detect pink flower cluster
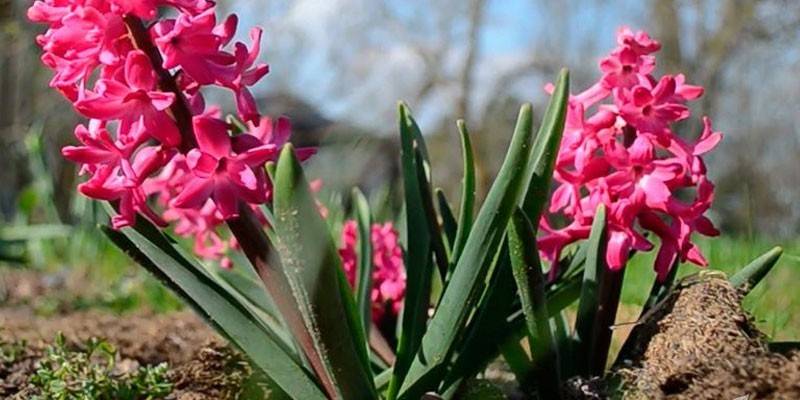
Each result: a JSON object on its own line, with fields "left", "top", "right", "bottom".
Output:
{"left": 339, "top": 221, "right": 406, "bottom": 324}
{"left": 29, "top": 0, "right": 313, "bottom": 266}
{"left": 539, "top": 27, "right": 722, "bottom": 281}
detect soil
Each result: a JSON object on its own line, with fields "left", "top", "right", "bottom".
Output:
{"left": 0, "top": 269, "right": 254, "bottom": 399}
{"left": 614, "top": 272, "right": 800, "bottom": 399}
{"left": 3, "top": 269, "right": 799, "bottom": 399}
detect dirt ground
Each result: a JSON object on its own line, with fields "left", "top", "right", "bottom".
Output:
{"left": 3, "top": 269, "right": 799, "bottom": 399}
{"left": 0, "top": 270, "right": 256, "bottom": 399}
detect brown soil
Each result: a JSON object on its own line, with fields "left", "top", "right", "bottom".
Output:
{"left": 0, "top": 270, "right": 255, "bottom": 399}
{"left": 615, "top": 273, "right": 800, "bottom": 400}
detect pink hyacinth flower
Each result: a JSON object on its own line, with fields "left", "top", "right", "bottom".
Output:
{"left": 170, "top": 116, "right": 276, "bottom": 219}
{"left": 75, "top": 50, "right": 181, "bottom": 147}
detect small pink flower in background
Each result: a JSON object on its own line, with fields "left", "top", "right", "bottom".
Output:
{"left": 540, "top": 26, "right": 722, "bottom": 281}
{"left": 339, "top": 220, "right": 406, "bottom": 323}
{"left": 30, "top": 0, "right": 312, "bottom": 266}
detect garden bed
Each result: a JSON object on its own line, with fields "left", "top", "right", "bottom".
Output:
{"left": 2, "top": 270, "right": 798, "bottom": 399}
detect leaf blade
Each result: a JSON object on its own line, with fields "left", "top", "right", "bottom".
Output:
{"left": 353, "top": 187, "right": 375, "bottom": 337}
{"left": 508, "top": 208, "right": 560, "bottom": 397}
{"left": 101, "top": 214, "right": 325, "bottom": 399}
{"left": 399, "top": 103, "right": 536, "bottom": 398}
{"left": 452, "top": 120, "right": 476, "bottom": 263}
{"left": 273, "top": 145, "right": 376, "bottom": 399}
{"left": 730, "top": 246, "right": 783, "bottom": 292}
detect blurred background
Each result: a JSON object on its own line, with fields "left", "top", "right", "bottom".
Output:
{"left": 1, "top": 0, "right": 799, "bottom": 337}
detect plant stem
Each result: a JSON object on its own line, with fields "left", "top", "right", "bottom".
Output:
{"left": 589, "top": 265, "right": 625, "bottom": 376}
{"left": 123, "top": 15, "right": 197, "bottom": 152}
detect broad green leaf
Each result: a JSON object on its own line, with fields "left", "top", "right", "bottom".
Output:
{"left": 213, "top": 266, "right": 297, "bottom": 354}
{"left": 452, "top": 120, "right": 475, "bottom": 263}
{"left": 272, "top": 145, "right": 376, "bottom": 399}
{"left": 521, "top": 69, "right": 569, "bottom": 222}
{"left": 508, "top": 208, "right": 560, "bottom": 397}
{"left": 388, "top": 103, "right": 435, "bottom": 400}
{"left": 730, "top": 246, "right": 783, "bottom": 292}
{"left": 101, "top": 213, "right": 324, "bottom": 399}
{"left": 573, "top": 204, "right": 606, "bottom": 376}
{"left": 399, "top": 104, "right": 536, "bottom": 399}
{"left": 352, "top": 187, "right": 375, "bottom": 336}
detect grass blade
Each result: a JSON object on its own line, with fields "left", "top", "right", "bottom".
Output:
{"left": 730, "top": 246, "right": 783, "bottom": 293}
{"left": 273, "top": 145, "right": 376, "bottom": 399}
{"left": 399, "top": 104, "right": 536, "bottom": 399}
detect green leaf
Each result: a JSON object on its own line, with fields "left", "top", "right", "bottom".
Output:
{"left": 416, "top": 149, "right": 450, "bottom": 280}
{"left": 614, "top": 261, "right": 677, "bottom": 368}
{"left": 521, "top": 69, "right": 569, "bottom": 222}
{"left": 435, "top": 189, "right": 457, "bottom": 255}
{"left": 440, "top": 268, "right": 582, "bottom": 396}
{"left": 551, "top": 310, "right": 573, "bottom": 380}
{"left": 388, "top": 103, "right": 435, "bottom": 400}
{"left": 642, "top": 260, "right": 678, "bottom": 314}
{"left": 452, "top": 120, "right": 476, "bottom": 263}
{"left": 213, "top": 266, "right": 296, "bottom": 353}
{"left": 272, "top": 145, "right": 376, "bottom": 399}
{"left": 101, "top": 211, "right": 324, "bottom": 399}
{"left": 573, "top": 204, "right": 606, "bottom": 376}
{"left": 499, "top": 339, "right": 532, "bottom": 388}
{"left": 730, "top": 246, "right": 783, "bottom": 293}
{"left": 507, "top": 208, "right": 560, "bottom": 397}
{"left": 546, "top": 272, "right": 583, "bottom": 314}
{"left": 441, "top": 247, "right": 518, "bottom": 391}
{"left": 399, "top": 103, "right": 536, "bottom": 399}
{"left": 352, "top": 187, "right": 375, "bottom": 337}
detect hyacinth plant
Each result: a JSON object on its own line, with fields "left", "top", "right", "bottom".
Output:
{"left": 28, "top": 1, "right": 786, "bottom": 398}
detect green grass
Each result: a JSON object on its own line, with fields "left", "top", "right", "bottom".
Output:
{"left": 0, "top": 225, "right": 184, "bottom": 316}
{"left": 4, "top": 221, "right": 798, "bottom": 341}
{"left": 620, "top": 236, "right": 800, "bottom": 340}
